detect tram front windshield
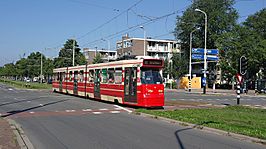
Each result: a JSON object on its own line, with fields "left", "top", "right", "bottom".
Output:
{"left": 141, "top": 68, "right": 163, "bottom": 84}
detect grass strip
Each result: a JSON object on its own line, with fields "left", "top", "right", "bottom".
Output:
{"left": 136, "top": 106, "right": 266, "bottom": 139}
{"left": 0, "top": 78, "right": 52, "bottom": 89}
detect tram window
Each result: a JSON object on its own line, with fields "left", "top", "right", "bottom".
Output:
{"left": 62, "top": 72, "right": 66, "bottom": 81}
{"left": 102, "top": 69, "right": 107, "bottom": 83}
{"left": 57, "top": 72, "right": 60, "bottom": 81}
{"left": 114, "top": 68, "right": 122, "bottom": 84}
{"left": 69, "top": 71, "right": 73, "bottom": 81}
{"left": 89, "top": 70, "right": 94, "bottom": 82}
{"left": 141, "top": 68, "right": 163, "bottom": 84}
{"left": 79, "top": 70, "right": 84, "bottom": 82}
{"left": 74, "top": 71, "right": 78, "bottom": 81}
{"left": 108, "top": 68, "right": 115, "bottom": 83}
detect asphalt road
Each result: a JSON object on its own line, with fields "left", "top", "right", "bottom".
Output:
{"left": 165, "top": 89, "right": 266, "bottom": 107}
{"left": 0, "top": 83, "right": 265, "bottom": 149}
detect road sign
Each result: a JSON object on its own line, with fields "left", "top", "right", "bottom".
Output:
{"left": 207, "top": 55, "right": 219, "bottom": 61}
{"left": 202, "top": 77, "right": 206, "bottom": 86}
{"left": 207, "top": 49, "right": 219, "bottom": 55}
{"left": 192, "top": 48, "right": 204, "bottom": 54}
{"left": 192, "top": 54, "right": 204, "bottom": 60}
{"left": 236, "top": 73, "right": 243, "bottom": 84}
{"left": 192, "top": 54, "right": 219, "bottom": 61}
{"left": 192, "top": 48, "right": 219, "bottom": 55}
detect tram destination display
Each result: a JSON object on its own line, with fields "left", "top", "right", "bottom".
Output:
{"left": 143, "top": 59, "right": 163, "bottom": 66}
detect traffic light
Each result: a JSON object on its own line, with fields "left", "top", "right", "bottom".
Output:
{"left": 240, "top": 56, "right": 248, "bottom": 75}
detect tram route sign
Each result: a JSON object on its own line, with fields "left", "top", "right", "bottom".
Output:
{"left": 143, "top": 59, "right": 163, "bottom": 66}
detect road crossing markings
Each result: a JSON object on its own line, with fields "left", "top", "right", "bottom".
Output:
{"left": 93, "top": 112, "right": 102, "bottom": 114}
{"left": 82, "top": 109, "right": 92, "bottom": 112}
{"left": 110, "top": 111, "right": 120, "bottom": 114}
{"left": 114, "top": 105, "right": 132, "bottom": 113}
{"left": 29, "top": 112, "right": 35, "bottom": 114}
{"left": 99, "top": 108, "right": 108, "bottom": 111}
{"left": 66, "top": 110, "right": 76, "bottom": 112}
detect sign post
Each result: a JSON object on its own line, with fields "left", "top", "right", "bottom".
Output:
{"left": 236, "top": 73, "right": 242, "bottom": 105}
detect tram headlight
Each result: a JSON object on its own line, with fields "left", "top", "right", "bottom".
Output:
{"left": 147, "top": 90, "right": 153, "bottom": 93}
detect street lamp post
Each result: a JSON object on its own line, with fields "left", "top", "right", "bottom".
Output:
{"left": 140, "top": 26, "right": 146, "bottom": 56}
{"left": 101, "top": 38, "right": 111, "bottom": 61}
{"left": 189, "top": 27, "right": 200, "bottom": 92}
{"left": 195, "top": 8, "right": 207, "bottom": 94}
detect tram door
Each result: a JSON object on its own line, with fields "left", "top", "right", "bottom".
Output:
{"left": 94, "top": 69, "right": 101, "bottom": 99}
{"left": 73, "top": 71, "right": 78, "bottom": 95}
{"left": 124, "top": 67, "right": 137, "bottom": 103}
{"left": 59, "top": 72, "right": 63, "bottom": 92}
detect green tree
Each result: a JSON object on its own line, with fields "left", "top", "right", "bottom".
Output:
{"left": 15, "top": 58, "right": 29, "bottom": 79}
{"left": 43, "top": 58, "right": 54, "bottom": 77}
{"left": 216, "top": 9, "right": 266, "bottom": 80}
{"left": 1, "top": 63, "right": 17, "bottom": 78}
{"left": 171, "top": 53, "right": 187, "bottom": 79}
{"left": 93, "top": 53, "right": 104, "bottom": 64}
{"left": 54, "top": 39, "right": 87, "bottom": 68}
{"left": 174, "top": 0, "right": 238, "bottom": 77}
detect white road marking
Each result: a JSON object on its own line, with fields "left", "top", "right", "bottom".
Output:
{"left": 0, "top": 113, "right": 2, "bottom": 116}
{"left": 66, "top": 110, "right": 76, "bottom": 112}
{"left": 29, "top": 112, "right": 35, "bottom": 114}
{"left": 254, "top": 105, "right": 261, "bottom": 107}
{"left": 114, "top": 108, "right": 121, "bottom": 110}
{"left": 82, "top": 109, "right": 92, "bottom": 112}
{"left": 114, "top": 105, "right": 132, "bottom": 113}
{"left": 93, "top": 112, "right": 102, "bottom": 114}
{"left": 110, "top": 111, "right": 120, "bottom": 114}
{"left": 99, "top": 108, "right": 108, "bottom": 111}
{"left": 27, "top": 101, "right": 31, "bottom": 103}
{"left": 39, "top": 104, "right": 44, "bottom": 106}
{"left": 8, "top": 88, "right": 13, "bottom": 91}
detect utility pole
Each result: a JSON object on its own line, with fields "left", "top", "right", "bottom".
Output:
{"left": 72, "top": 39, "right": 75, "bottom": 66}
{"left": 41, "top": 53, "right": 43, "bottom": 83}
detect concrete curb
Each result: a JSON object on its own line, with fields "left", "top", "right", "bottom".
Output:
{"left": 7, "top": 119, "right": 34, "bottom": 149}
{"left": 133, "top": 112, "right": 266, "bottom": 146}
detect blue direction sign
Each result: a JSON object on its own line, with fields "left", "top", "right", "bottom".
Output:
{"left": 207, "top": 49, "right": 219, "bottom": 55}
{"left": 192, "top": 48, "right": 204, "bottom": 54}
{"left": 192, "top": 48, "right": 219, "bottom": 55}
{"left": 207, "top": 55, "right": 219, "bottom": 61}
{"left": 192, "top": 54, "right": 219, "bottom": 61}
{"left": 192, "top": 54, "right": 204, "bottom": 60}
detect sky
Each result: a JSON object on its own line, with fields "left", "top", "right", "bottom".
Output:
{"left": 0, "top": 0, "right": 265, "bottom": 66}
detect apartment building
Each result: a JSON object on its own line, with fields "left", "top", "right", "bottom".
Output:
{"left": 116, "top": 34, "right": 181, "bottom": 60}
{"left": 83, "top": 48, "right": 117, "bottom": 64}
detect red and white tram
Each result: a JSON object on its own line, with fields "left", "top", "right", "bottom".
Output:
{"left": 52, "top": 58, "right": 164, "bottom": 107}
